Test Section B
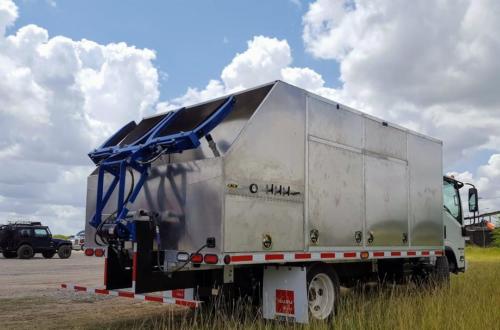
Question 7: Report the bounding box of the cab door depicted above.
[32,228,52,251]
[443,179,466,271]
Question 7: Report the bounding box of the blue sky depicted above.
[13,0,341,100]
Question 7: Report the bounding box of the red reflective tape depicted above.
[231,255,253,262]
[175,299,198,308]
[95,288,109,295]
[373,251,385,257]
[422,251,430,256]
[320,252,335,259]
[295,253,311,260]
[132,252,137,281]
[265,254,284,261]
[391,251,401,257]
[172,289,185,299]
[407,251,416,256]
[145,295,164,303]
[435,250,443,256]
[118,291,135,298]
[74,285,87,292]
[343,252,356,258]
[61,284,67,288]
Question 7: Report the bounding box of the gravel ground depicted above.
[0,251,183,329]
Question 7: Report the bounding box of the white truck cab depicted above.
[443,176,478,272]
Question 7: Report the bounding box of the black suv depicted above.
[0,222,72,259]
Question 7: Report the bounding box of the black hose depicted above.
[167,244,208,274]
[136,148,168,165]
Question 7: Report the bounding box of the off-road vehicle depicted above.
[0,222,72,259]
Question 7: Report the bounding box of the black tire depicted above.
[42,251,55,259]
[57,245,72,259]
[430,256,450,286]
[17,245,34,259]
[307,264,340,321]
[2,251,17,259]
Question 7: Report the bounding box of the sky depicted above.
[0,0,499,234]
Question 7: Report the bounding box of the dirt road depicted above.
[0,251,182,329]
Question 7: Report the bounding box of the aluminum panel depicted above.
[408,134,443,246]
[307,140,364,247]
[168,84,273,163]
[365,156,408,246]
[307,96,364,149]
[85,158,224,254]
[365,118,407,160]
[224,194,304,252]
[224,82,306,186]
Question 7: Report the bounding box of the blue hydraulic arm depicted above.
[88,96,235,239]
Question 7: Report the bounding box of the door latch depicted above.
[402,232,408,244]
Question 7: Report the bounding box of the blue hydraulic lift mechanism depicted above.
[88,96,236,240]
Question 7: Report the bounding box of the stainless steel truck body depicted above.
[80,81,471,322]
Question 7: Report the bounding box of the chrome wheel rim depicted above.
[308,273,335,320]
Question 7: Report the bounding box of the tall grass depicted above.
[100,247,500,330]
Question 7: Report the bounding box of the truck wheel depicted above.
[2,251,17,259]
[17,245,34,259]
[307,265,340,321]
[42,251,55,259]
[57,245,72,259]
[430,256,450,286]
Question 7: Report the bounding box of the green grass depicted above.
[98,247,500,330]
[53,234,70,240]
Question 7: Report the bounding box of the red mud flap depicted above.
[61,283,202,309]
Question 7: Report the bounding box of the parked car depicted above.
[71,230,85,250]
[0,221,72,259]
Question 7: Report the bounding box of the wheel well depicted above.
[445,247,458,273]
[17,242,33,249]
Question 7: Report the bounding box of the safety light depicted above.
[190,253,203,263]
[177,252,190,262]
[94,248,105,257]
[203,254,219,264]
[84,248,94,257]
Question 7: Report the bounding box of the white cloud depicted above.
[162,35,338,109]
[221,36,292,91]
[449,153,500,218]
[0,0,160,234]
[0,0,17,37]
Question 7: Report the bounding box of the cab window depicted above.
[19,229,31,237]
[443,180,462,223]
[34,228,49,238]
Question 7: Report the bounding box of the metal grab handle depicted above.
[367,231,374,244]
[355,231,362,244]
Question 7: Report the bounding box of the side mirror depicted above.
[468,187,479,213]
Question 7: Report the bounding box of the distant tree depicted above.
[53,234,70,240]
[491,228,500,248]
